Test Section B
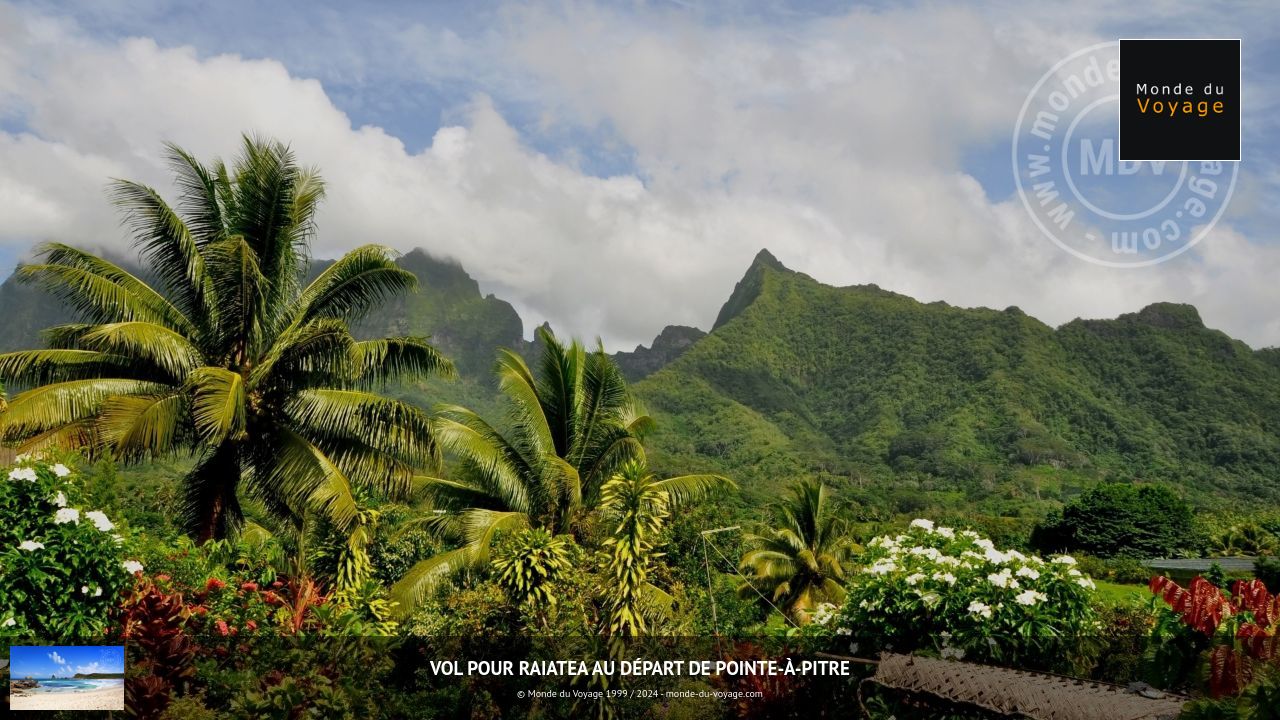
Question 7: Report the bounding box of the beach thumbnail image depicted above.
[8,645,125,711]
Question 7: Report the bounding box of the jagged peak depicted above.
[750,248,788,272]
[712,249,792,330]
[1130,302,1204,330]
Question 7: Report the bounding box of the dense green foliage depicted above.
[0,138,452,541]
[1031,483,1199,558]
[392,327,727,612]
[0,458,140,639]
[738,478,851,623]
[634,250,1280,513]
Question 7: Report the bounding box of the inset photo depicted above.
[7,646,124,712]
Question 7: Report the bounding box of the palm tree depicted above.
[0,137,453,541]
[738,478,851,624]
[392,327,727,611]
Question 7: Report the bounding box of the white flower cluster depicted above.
[846,520,1098,637]
[6,460,137,575]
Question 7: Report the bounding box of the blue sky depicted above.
[1,1,1278,348]
[9,645,124,678]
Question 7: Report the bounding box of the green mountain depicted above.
[632,250,1280,513]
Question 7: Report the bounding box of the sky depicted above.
[1,1,1278,350]
[9,645,124,678]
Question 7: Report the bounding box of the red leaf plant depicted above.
[1151,575,1280,697]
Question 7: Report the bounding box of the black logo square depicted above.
[1119,39,1240,161]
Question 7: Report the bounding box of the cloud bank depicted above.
[1,1,1278,349]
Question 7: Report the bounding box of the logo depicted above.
[1012,42,1238,267]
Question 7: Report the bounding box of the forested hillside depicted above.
[634,250,1280,512]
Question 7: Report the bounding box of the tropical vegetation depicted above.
[737,478,852,624]
[0,137,452,542]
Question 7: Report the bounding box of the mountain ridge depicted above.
[1,244,1276,513]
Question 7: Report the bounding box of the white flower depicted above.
[866,560,898,575]
[52,464,71,478]
[54,508,80,524]
[1067,568,1082,577]
[1076,577,1096,590]
[936,527,955,539]
[960,530,980,539]
[110,534,123,545]
[835,627,852,636]
[941,646,966,660]
[1015,589,1048,606]
[987,570,1019,589]
[121,560,144,574]
[93,587,102,597]
[909,518,935,532]
[18,540,44,551]
[1015,566,1040,580]
[974,539,996,551]
[84,511,115,532]
[967,601,993,618]
[905,573,926,586]
[14,453,31,463]
[1051,555,1077,566]
[8,467,37,482]
[1006,550,1026,562]
[983,547,1009,564]
[2,617,14,627]
[51,491,67,507]
[81,585,90,594]
[932,572,957,585]
[920,591,941,608]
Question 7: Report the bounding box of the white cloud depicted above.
[48,651,65,664]
[74,661,109,675]
[0,1,1277,351]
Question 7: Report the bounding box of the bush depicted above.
[1076,555,1152,585]
[0,457,142,639]
[1031,483,1198,558]
[1255,556,1280,590]
[818,519,1100,673]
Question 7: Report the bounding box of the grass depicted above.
[1094,580,1149,607]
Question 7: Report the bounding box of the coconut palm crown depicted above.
[738,478,851,624]
[0,137,453,541]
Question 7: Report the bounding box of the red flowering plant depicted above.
[118,571,393,717]
[1149,575,1280,697]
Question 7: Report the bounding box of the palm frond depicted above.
[389,547,474,616]
[0,378,168,443]
[293,245,417,325]
[108,179,214,328]
[0,349,131,387]
[186,367,246,445]
[287,388,439,468]
[76,322,203,381]
[351,337,456,386]
[97,392,188,462]
[651,473,734,508]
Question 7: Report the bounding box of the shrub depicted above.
[819,519,1099,673]
[1076,554,1152,585]
[1255,556,1280,590]
[0,457,142,639]
[1031,483,1198,558]
[1148,576,1280,698]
